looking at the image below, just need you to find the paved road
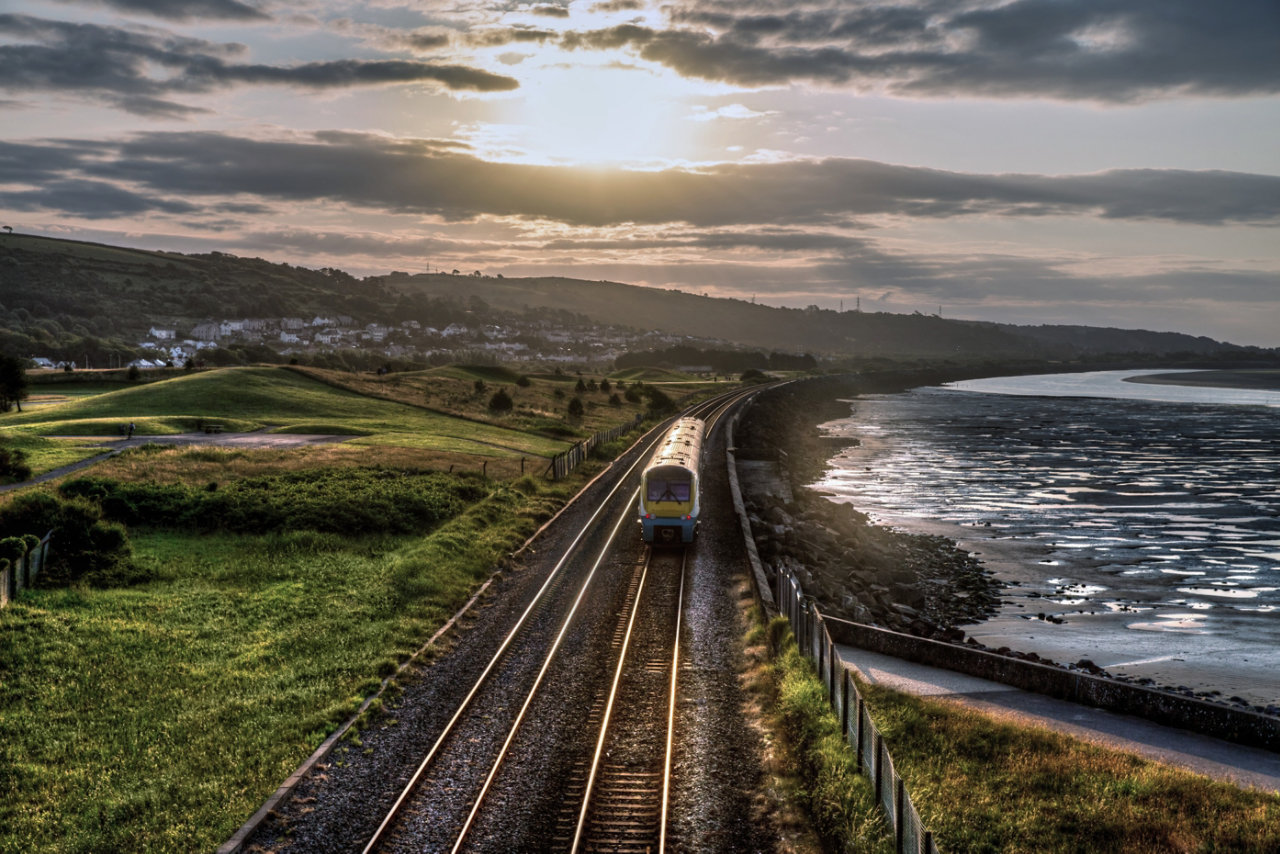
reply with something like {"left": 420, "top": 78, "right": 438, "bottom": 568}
{"left": 1, "top": 432, "right": 350, "bottom": 493}
{"left": 839, "top": 646, "right": 1280, "bottom": 792}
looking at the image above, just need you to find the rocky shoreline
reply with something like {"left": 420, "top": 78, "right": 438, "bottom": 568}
{"left": 735, "top": 374, "right": 1003, "bottom": 639}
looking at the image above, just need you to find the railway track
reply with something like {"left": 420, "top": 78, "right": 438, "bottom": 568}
{"left": 359, "top": 388, "right": 761, "bottom": 853}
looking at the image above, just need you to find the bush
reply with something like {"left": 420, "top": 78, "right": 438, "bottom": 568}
{"left": 600, "top": 378, "right": 611, "bottom": 393}
{"left": 575, "top": 378, "right": 587, "bottom": 393}
{"left": 0, "top": 446, "right": 31, "bottom": 483}
{"left": 0, "top": 491, "right": 136, "bottom": 587}
{"left": 473, "top": 379, "right": 487, "bottom": 395}
{"left": 516, "top": 375, "right": 531, "bottom": 388}
{"left": 58, "top": 470, "right": 489, "bottom": 538}
{"left": 624, "top": 387, "right": 641, "bottom": 403}
{"left": 609, "top": 393, "right": 622, "bottom": 407}
{"left": 567, "top": 397, "right": 585, "bottom": 418}
{"left": 0, "top": 535, "right": 27, "bottom": 565}
{"left": 488, "top": 388, "right": 514, "bottom": 413}
{"left": 643, "top": 386, "right": 675, "bottom": 415}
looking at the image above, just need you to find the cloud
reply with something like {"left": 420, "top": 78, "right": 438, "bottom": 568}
{"left": 0, "top": 14, "right": 518, "bottom": 116}
{"left": 17, "top": 130, "right": 1279, "bottom": 230}
{"left": 563, "top": 0, "right": 1280, "bottom": 102}
{"left": 57, "top": 0, "right": 270, "bottom": 22}
{"left": 529, "top": 4, "right": 570, "bottom": 19}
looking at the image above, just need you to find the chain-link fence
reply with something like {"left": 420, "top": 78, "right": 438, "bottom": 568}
{"left": 776, "top": 567, "right": 940, "bottom": 854}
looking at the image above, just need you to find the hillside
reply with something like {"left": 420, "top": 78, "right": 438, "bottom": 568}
{"left": 1, "top": 232, "right": 1265, "bottom": 364}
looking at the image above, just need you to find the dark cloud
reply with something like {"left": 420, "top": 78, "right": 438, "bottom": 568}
{"left": 589, "top": 0, "right": 645, "bottom": 11}
{"left": 566, "top": 0, "right": 1280, "bottom": 101}
{"left": 57, "top": 0, "right": 270, "bottom": 22}
{"left": 0, "top": 14, "right": 517, "bottom": 116}
{"left": 530, "top": 4, "right": 570, "bottom": 19}
{"left": 468, "top": 27, "right": 559, "bottom": 47}
{"left": 0, "top": 178, "right": 198, "bottom": 218}
{"left": 22, "top": 130, "right": 1280, "bottom": 229}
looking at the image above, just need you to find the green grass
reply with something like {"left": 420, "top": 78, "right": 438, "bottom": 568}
{"left": 765, "top": 618, "right": 896, "bottom": 854}
{"left": 860, "top": 681, "right": 1280, "bottom": 853}
{"left": 4, "top": 366, "right": 573, "bottom": 460}
{"left": 0, "top": 434, "right": 109, "bottom": 476}
{"left": 0, "top": 477, "right": 570, "bottom": 853}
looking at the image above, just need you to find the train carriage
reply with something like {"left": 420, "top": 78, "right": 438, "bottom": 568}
{"left": 639, "top": 417, "right": 704, "bottom": 545}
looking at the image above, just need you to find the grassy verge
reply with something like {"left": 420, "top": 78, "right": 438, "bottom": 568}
{"left": 2, "top": 434, "right": 110, "bottom": 476}
{"left": 860, "top": 682, "right": 1280, "bottom": 853}
{"left": 761, "top": 617, "right": 896, "bottom": 854}
{"left": 0, "top": 476, "right": 571, "bottom": 853}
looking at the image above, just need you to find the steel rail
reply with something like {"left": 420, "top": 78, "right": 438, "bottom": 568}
{"left": 361, "top": 432, "right": 662, "bottom": 853}
{"left": 448, "top": 491, "right": 640, "bottom": 854}
{"left": 659, "top": 547, "right": 688, "bottom": 854}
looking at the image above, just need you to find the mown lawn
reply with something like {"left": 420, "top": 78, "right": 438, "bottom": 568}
{"left": 0, "top": 478, "right": 570, "bottom": 853}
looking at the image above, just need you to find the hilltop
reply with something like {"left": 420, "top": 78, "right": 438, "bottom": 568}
{"left": 1, "top": 232, "right": 1268, "bottom": 367}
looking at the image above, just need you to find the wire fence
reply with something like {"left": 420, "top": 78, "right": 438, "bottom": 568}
{"left": 544, "top": 414, "right": 643, "bottom": 480}
{"left": 776, "top": 566, "right": 940, "bottom": 854}
{"left": 0, "top": 531, "right": 53, "bottom": 608}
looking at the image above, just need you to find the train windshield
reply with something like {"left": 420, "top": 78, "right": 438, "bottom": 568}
{"left": 647, "top": 479, "right": 690, "bottom": 502}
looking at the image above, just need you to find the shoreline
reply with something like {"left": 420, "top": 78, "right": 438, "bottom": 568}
{"left": 813, "top": 387, "right": 1280, "bottom": 711}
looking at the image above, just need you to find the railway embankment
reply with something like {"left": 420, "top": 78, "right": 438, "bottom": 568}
{"left": 733, "top": 374, "right": 1280, "bottom": 750}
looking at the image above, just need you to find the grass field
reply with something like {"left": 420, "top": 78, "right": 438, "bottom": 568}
{"left": 0, "top": 478, "right": 572, "bottom": 853}
{"left": 5, "top": 366, "right": 597, "bottom": 465}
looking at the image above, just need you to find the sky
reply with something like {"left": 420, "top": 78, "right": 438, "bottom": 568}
{"left": 1, "top": 1, "right": 1278, "bottom": 346}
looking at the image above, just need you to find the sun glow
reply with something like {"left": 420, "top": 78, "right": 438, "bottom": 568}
{"left": 467, "top": 57, "right": 702, "bottom": 167}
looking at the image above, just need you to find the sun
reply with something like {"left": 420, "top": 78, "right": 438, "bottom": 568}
{"left": 478, "top": 57, "right": 700, "bottom": 167}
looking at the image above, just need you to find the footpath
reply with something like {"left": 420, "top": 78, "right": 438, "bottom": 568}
{"left": 839, "top": 646, "right": 1280, "bottom": 793}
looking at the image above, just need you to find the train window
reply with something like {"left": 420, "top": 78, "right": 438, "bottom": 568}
{"left": 647, "top": 480, "right": 690, "bottom": 502}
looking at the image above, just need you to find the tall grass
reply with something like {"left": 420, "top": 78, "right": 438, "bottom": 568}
{"left": 765, "top": 618, "right": 896, "bottom": 854}
{"left": 860, "top": 682, "right": 1280, "bottom": 853}
{"left": 0, "top": 477, "right": 569, "bottom": 853}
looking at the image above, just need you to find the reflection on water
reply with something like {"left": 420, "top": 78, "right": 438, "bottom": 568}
{"left": 814, "top": 384, "right": 1280, "bottom": 622}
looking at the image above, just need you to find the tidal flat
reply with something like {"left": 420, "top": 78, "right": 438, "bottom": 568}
{"left": 814, "top": 380, "right": 1280, "bottom": 709}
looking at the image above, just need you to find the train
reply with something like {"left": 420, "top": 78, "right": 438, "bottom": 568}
{"left": 639, "top": 417, "right": 704, "bottom": 545}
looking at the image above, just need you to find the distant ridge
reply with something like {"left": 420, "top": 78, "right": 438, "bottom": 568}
{"left": 0, "top": 232, "right": 1264, "bottom": 363}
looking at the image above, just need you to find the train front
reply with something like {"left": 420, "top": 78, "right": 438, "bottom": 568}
{"left": 640, "top": 463, "right": 699, "bottom": 544}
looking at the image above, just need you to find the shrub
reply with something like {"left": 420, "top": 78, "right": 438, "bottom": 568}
{"left": 624, "top": 386, "right": 642, "bottom": 404}
{"left": 0, "top": 491, "right": 136, "bottom": 587}
{"left": 575, "top": 378, "right": 587, "bottom": 393}
{"left": 126, "top": 364, "right": 141, "bottom": 381}
{"left": 600, "top": 378, "right": 611, "bottom": 393}
{"left": 516, "top": 375, "right": 531, "bottom": 388}
{"left": 567, "top": 397, "right": 585, "bottom": 418}
{"left": 473, "top": 379, "right": 487, "bottom": 395}
{"left": 488, "top": 388, "right": 514, "bottom": 413}
{"left": 0, "top": 446, "right": 31, "bottom": 483}
{"left": 57, "top": 470, "right": 489, "bottom": 538}
{"left": 644, "top": 386, "right": 675, "bottom": 414}
{"left": 609, "top": 393, "right": 622, "bottom": 407}
{"left": 0, "top": 536, "right": 27, "bottom": 565}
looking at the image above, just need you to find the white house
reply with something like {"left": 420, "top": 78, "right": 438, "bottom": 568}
{"left": 149, "top": 326, "right": 176, "bottom": 340}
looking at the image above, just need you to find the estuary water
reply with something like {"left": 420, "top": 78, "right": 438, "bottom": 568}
{"left": 812, "top": 370, "right": 1280, "bottom": 707}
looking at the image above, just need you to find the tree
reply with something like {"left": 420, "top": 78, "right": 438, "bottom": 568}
{"left": 0, "top": 354, "right": 30, "bottom": 413}
{"left": 488, "top": 388, "right": 514, "bottom": 413}
{"left": 567, "top": 397, "right": 585, "bottom": 419}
